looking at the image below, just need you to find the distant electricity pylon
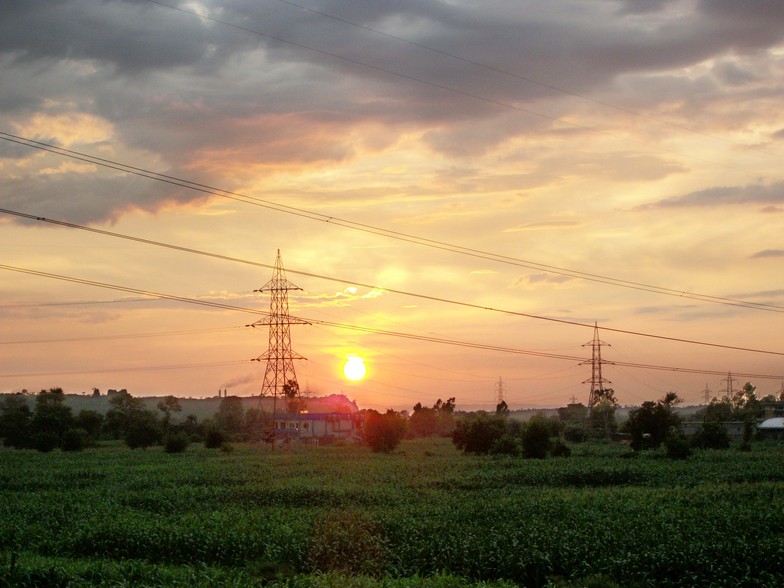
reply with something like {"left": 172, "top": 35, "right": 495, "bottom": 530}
{"left": 249, "top": 250, "right": 308, "bottom": 416}
{"left": 582, "top": 322, "right": 612, "bottom": 407}
{"left": 496, "top": 376, "right": 505, "bottom": 404}
{"left": 701, "top": 382, "right": 713, "bottom": 404}
{"left": 721, "top": 371, "right": 737, "bottom": 401}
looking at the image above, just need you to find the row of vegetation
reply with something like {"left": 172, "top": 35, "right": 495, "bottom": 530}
{"left": 1, "top": 381, "right": 778, "bottom": 458}
{"left": 2, "top": 437, "right": 783, "bottom": 586}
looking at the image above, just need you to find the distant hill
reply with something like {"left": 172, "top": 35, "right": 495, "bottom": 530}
{"left": 0, "top": 392, "right": 359, "bottom": 424}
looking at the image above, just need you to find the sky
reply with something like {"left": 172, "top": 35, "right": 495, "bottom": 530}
{"left": 1, "top": 0, "right": 784, "bottom": 411}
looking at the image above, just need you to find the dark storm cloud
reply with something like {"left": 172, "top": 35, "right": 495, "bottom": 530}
{"left": 1, "top": 0, "right": 784, "bottom": 222}
{"left": 648, "top": 182, "right": 784, "bottom": 208}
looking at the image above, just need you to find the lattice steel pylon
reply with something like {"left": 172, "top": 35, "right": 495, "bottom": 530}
{"left": 249, "top": 250, "right": 308, "bottom": 417}
{"left": 582, "top": 322, "right": 612, "bottom": 407}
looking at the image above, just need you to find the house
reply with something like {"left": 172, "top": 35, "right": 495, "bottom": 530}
{"left": 272, "top": 412, "right": 362, "bottom": 444}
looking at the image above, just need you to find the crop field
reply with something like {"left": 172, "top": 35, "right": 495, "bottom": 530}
{"left": 2, "top": 438, "right": 784, "bottom": 587}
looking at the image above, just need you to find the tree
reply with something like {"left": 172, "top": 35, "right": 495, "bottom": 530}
{"left": 105, "top": 393, "right": 144, "bottom": 439}
{"left": 588, "top": 399, "right": 617, "bottom": 439}
{"left": 75, "top": 410, "right": 104, "bottom": 441}
{"left": 691, "top": 420, "right": 730, "bottom": 450}
{"left": 215, "top": 396, "right": 245, "bottom": 440}
{"left": 409, "top": 403, "right": 438, "bottom": 437}
{"left": 31, "top": 388, "right": 73, "bottom": 448}
{"left": 624, "top": 393, "right": 682, "bottom": 451}
{"left": 452, "top": 413, "right": 507, "bottom": 454}
{"left": 362, "top": 409, "right": 407, "bottom": 453}
{"left": 521, "top": 414, "right": 553, "bottom": 459}
{"left": 495, "top": 400, "right": 510, "bottom": 417}
{"left": 0, "top": 394, "right": 33, "bottom": 448}
{"left": 125, "top": 409, "right": 161, "bottom": 449}
{"left": 157, "top": 395, "right": 182, "bottom": 431}
{"left": 704, "top": 398, "right": 733, "bottom": 423}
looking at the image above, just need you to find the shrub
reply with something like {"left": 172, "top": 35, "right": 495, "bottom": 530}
{"left": 33, "top": 431, "right": 60, "bottom": 453}
{"left": 522, "top": 415, "right": 552, "bottom": 459}
{"left": 563, "top": 424, "right": 587, "bottom": 443}
{"left": 664, "top": 433, "right": 692, "bottom": 460}
{"left": 452, "top": 414, "right": 507, "bottom": 454}
{"left": 691, "top": 421, "right": 730, "bottom": 450}
{"left": 489, "top": 434, "right": 521, "bottom": 456}
{"left": 362, "top": 410, "right": 407, "bottom": 453}
{"left": 205, "top": 428, "right": 225, "bottom": 449}
{"left": 551, "top": 440, "right": 571, "bottom": 457}
{"left": 62, "top": 428, "right": 89, "bottom": 452}
{"left": 164, "top": 432, "right": 190, "bottom": 454}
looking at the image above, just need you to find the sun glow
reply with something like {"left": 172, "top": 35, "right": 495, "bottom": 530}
{"left": 343, "top": 355, "right": 367, "bottom": 381}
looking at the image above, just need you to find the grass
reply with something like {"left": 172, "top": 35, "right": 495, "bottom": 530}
{"left": 1, "top": 438, "right": 783, "bottom": 586}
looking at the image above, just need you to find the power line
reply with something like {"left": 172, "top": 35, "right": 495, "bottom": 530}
{"left": 2, "top": 208, "right": 784, "bottom": 356}
{"left": 0, "top": 326, "right": 242, "bottom": 346}
{"left": 1, "top": 134, "right": 783, "bottom": 316}
{"left": 1, "top": 262, "right": 783, "bottom": 381}
{"left": 0, "top": 359, "right": 249, "bottom": 379}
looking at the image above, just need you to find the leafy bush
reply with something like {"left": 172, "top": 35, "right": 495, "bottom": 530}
{"left": 665, "top": 433, "right": 692, "bottom": 460}
{"left": 522, "top": 415, "right": 552, "bottom": 459}
{"left": 452, "top": 414, "right": 507, "bottom": 454}
{"left": 62, "top": 428, "right": 89, "bottom": 452}
{"left": 551, "top": 440, "right": 571, "bottom": 457}
{"left": 563, "top": 425, "right": 587, "bottom": 443}
{"left": 164, "top": 432, "right": 190, "bottom": 454}
{"left": 362, "top": 410, "right": 407, "bottom": 453}
{"left": 33, "top": 431, "right": 60, "bottom": 453}
{"left": 204, "top": 428, "right": 224, "bottom": 449}
{"left": 489, "top": 434, "right": 521, "bottom": 456}
{"left": 691, "top": 421, "right": 730, "bottom": 450}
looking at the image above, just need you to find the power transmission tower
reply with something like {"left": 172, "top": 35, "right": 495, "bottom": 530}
{"left": 496, "top": 376, "right": 505, "bottom": 405}
{"left": 249, "top": 250, "right": 308, "bottom": 439}
{"left": 582, "top": 322, "right": 612, "bottom": 407}
{"left": 701, "top": 382, "right": 713, "bottom": 404}
{"left": 721, "top": 371, "right": 737, "bottom": 401}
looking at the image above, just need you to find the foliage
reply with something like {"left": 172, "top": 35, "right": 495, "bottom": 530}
{"left": 204, "top": 428, "right": 225, "bottom": 449}
{"left": 215, "top": 396, "right": 245, "bottom": 440}
{"left": 588, "top": 399, "right": 617, "bottom": 439}
{"left": 164, "top": 432, "right": 190, "bottom": 454}
{"left": 521, "top": 414, "right": 553, "bottom": 459}
{"left": 624, "top": 393, "right": 682, "bottom": 451}
{"left": 157, "top": 395, "right": 182, "bottom": 431}
{"left": 124, "top": 409, "right": 162, "bottom": 450}
{"left": 664, "top": 433, "right": 692, "bottom": 460}
{"left": 557, "top": 403, "right": 588, "bottom": 425}
{"left": 409, "top": 398, "right": 456, "bottom": 438}
{"left": 563, "top": 425, "right": 587, "bottom": 443}
{"left": 0, "top": 394, "right": 33, "bottom": 449}
{"left": 551, "top": 440, "right": 572, "bottom": 458}
{"left": 690, "top": 421, "right": 730, "bottom": 450}
{"left": 2, "top": 438, "right": 784, "bottom": 587}
{"left": 62, "top": 428, "right": 89, "bottom": 452}
{"left": 452, "top": 413, "right": 507, "bottom": 454}
{"left": 362, "top": 410, "right": 407, "bottom": 453}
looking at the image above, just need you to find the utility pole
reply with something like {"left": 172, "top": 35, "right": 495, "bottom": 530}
{"left": 249, "top": 250, "right": 308, "bottom": 444}
{"left": 582, "top": 322, "right": 612, "bottom": 407}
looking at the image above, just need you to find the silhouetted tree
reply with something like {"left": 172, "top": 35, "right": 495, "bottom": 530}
{"left": 125, "top": 409, "right": 161, "bottom": 450}
{"left": 624, "top": 392, "right": 682, "bottom": 451}
{"left": 522, "top": 414, "right": 553, "bottom": 459}
{"left": 31, "top": 388, "right": 73, "bottom": 449}
{"left": 157, "top": 395, "right": 182, "bottom": 431}
{"left": 0, "top": 394, "right": 33, "bottom": 448}
{"left": 215, "top": 396, "right": 245, "bottom": 440}
{"left": 75, "top": 409, "right": 104, "bottom": 441}
{"left": 452, "top": 413, "right": 507, "bottom": 454}
{"left": 362, "top": 409, "right": 407, "bottom": 453}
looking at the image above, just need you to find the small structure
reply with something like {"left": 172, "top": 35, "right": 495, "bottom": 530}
{"left": 273, "top": 412, "right": 361, "bottom": 445}
{"left": 757, "top": 417, "right": 784, "bottom": 440}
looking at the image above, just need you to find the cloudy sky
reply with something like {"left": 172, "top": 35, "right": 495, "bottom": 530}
{"left": 1, "top": 0, "right": 784, "bottom": 410}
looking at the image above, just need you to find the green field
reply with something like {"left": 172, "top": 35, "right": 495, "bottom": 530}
{"left": 2, "top": 439, "right": 783, "bottom": 587}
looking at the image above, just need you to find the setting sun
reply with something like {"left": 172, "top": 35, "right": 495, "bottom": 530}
{"left": 343, "top": 355, "right": 367, "bottom": 381}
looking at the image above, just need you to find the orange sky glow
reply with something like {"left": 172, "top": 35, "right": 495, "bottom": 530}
{"left": 2, "top": 1, "right": 784, "bottom": 411}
